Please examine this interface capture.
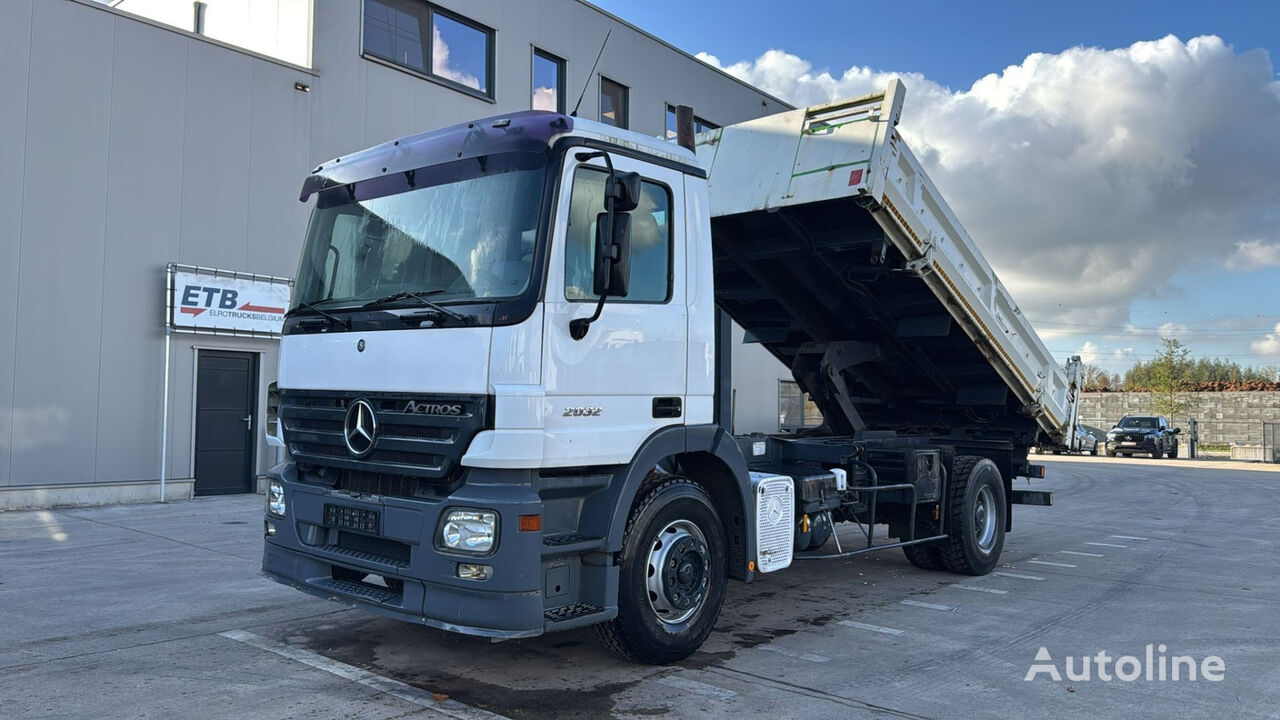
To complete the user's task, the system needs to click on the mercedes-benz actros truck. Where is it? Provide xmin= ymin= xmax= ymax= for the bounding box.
xmin=261 ymin=81 xmax=1075 ymax=664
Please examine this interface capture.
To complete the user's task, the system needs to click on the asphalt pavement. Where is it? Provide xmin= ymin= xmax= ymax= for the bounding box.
xmin=2 ymin=456 xmax=1278 ymax=719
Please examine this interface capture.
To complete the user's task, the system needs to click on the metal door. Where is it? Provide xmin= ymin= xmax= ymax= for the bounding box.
xmin=541 ymin=154 xmax=689 ymax=466
xmin=194 ymin=350 xmax=258 ymax=495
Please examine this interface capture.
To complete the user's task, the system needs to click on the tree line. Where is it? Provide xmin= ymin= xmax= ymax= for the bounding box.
xmin=1079 ymin=339 xmax=1280 ymax=393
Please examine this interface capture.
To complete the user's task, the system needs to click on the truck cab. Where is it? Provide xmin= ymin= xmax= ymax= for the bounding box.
xmin=266 ymin=112 xmax=744 ymax=661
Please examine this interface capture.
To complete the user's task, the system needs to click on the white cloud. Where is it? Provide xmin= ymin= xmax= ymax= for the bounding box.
xmin=1074 ymin=341 xmax=1137 ymax=373
xmin=1157 ymin=322 xmax=1190 ymax=338
xmin=1225 ymin=239 xmax=1280 ymax=270
xmin=1252 ymin=323 xmax=1280 ymax=355
xmin=1076 ymin=341 xmax=1100 ymax=364
xmin=432 ymin=26 xmax=482 ymax=91
xmin=697 ymin=37 xmax=1280 ymax=314
xmin=532 ymin=86 xmax=558 ymax=112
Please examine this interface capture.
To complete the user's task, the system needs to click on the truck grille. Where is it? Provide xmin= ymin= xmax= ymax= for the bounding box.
xmin=280 ymin=390 xmax=491 ymax=482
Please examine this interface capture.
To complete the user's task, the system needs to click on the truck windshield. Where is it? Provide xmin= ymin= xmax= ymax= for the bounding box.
xmin=1118 ymin=417 xmax=1158 ymax=429
xmin=293 ymin=152 xmax=545 ymax=311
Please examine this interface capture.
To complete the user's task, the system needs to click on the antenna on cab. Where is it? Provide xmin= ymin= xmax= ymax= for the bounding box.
xmin=570 ymin=29 xmax=612 ymax=118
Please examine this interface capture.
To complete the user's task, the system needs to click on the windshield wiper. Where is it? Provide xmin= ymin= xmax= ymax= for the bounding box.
xmin=360 ymin=290 xmax=472 ymax=325
xmin=286 ymin=301 xmax=351 ymax=329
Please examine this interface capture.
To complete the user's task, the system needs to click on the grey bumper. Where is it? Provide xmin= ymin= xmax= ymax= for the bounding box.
xmin=261 ymin=462 xmax=547 ymax=638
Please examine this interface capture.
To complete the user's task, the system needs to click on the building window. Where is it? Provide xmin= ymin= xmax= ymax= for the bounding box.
xmin=564 ymin=167 xmax=671 ymax=303
xmin=532 ymin=49 xmax=564 ymax=113
xmin=779 ymin=381 xmax=823 ymax=430
xmin=362 ymin=1 xmax=493 ymax=99
xmin=599 ymin=77 xmax=628 ymax=128
xmin=665 ymin=105 xmax=719 ymax=141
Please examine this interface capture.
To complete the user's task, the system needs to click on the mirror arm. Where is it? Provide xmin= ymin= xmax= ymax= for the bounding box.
xmin=570 ymin=150 xmax=619 ymax=341
xmin=570 ymin=293 xmax=609 ymax=341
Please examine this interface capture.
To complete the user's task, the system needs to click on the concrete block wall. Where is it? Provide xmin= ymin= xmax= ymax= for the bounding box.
xmin=1078 ymin=391 xmax=1280 ymax=445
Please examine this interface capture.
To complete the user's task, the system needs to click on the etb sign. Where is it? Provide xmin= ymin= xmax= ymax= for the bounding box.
xmin=169 ymin=268 xmax=292 ymax=336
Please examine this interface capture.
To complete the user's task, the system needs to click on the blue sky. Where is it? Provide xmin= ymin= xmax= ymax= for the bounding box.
xmin=596 ymin=1 xmax=1280 ymax=375
xmin=597 ymin=1 xmax=1279 ymax=91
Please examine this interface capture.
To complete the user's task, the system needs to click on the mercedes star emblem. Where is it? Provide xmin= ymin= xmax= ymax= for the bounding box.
xmin=343 ymin=398 xmax=378 ymax=457
xmin=766 ymin=496 xmax=784 ymax=525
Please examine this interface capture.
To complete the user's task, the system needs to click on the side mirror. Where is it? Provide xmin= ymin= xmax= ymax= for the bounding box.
xmin=606 ymin=171 xmax=642 ymax=212
xmin=593 ymin=212 xmax=631 ymax=297
xmin=1172 ymin=427 xmax=1181 ymax=434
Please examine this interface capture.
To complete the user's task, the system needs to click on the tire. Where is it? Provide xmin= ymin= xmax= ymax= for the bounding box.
xmin=1106 ymin=450 xmax=1117 ymax=458
xmin=903 ymin=542 xmax=948 ymax=570
xmin=1152 ymin=447 xmax=1163 ymax=459
xmin=1090 ymin=447 xmax=1098 ymax=456
xmin=1169 ymin=441 xmax=1178 ymax=459
xmin=597 ymin=477 xmax=727 ymax=664
xmin=939 ymin=456 xmax=1005 ymax=575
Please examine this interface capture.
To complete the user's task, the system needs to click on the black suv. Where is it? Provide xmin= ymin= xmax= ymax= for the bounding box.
xmin=1105 ymin=415 xmax=1181 ymax=458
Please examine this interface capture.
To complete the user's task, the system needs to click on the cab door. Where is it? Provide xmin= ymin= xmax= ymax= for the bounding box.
xmin=541 ymin=153 xmax=688 ymax=466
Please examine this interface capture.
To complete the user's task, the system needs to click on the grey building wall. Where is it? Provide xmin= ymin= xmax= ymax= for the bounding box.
xmin=3 ymin=0 xmax=789 ymax=505
xmin=305 ymin=0 xmax=788 ymax=165
xmin=1078 ymin=391 xmax=1280 ymax=445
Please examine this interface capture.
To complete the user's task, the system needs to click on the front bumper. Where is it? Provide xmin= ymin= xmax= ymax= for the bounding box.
xmin=261 ymin=462 xmax=548 ymax=638
xmin=1107 ymin=437 xmax=1158 ymax=453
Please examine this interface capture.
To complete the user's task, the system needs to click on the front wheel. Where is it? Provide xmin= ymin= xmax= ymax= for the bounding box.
xmin=1169 ymin=441 xmax=1179 ymax=459
xmin=597 ymin=477 xmax=727 ymax=664
xmin=940 ymin=456 xmax=1005 ymax=575
xmin=1152 ymin=447 xmax=1164 ymax=459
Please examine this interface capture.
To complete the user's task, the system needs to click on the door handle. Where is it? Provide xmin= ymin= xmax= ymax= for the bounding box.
xmin=652 ymin=397 xmax=682 ymax=419
xmin=243 ymin=415 xmax=253 ymax=431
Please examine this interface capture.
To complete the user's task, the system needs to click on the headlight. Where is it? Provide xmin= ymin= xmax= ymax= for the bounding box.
xmin=438 ymin=509 xmax=498 ymax=555
xmin=267 ymin=479 xmax=286 ymax=517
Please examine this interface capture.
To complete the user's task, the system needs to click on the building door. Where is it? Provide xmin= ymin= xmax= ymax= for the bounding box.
xmin=194 ymin=350 xmax=258 ymax=495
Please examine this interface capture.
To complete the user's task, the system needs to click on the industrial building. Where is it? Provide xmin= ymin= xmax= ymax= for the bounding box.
xmin=1 ymin=0 xmax=797 ymax=508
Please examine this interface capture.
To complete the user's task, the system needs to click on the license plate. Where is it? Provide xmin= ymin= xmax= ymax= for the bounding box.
xmin=324 ymin=504 xmax=380 ymax=533
xmin=1121 ymin=441 xmax=1137 ymax=446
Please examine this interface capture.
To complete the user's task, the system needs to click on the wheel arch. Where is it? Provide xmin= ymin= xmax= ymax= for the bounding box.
xmin=590 ymin=424 xmax=754 ymax=582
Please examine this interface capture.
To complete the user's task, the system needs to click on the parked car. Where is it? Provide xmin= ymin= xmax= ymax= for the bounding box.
xmin=1033 ymin=426 xmax=1098 ymax=455
xmin=1075 ymin=426 xmax=1099 ymax=455
xmin=1105 ymin=415 xmax=1181 ymax=458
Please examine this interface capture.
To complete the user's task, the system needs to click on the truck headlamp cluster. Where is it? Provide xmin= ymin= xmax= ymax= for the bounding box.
xmin=267 ymin=479 xmax=287 ymax=517
xmin=438 ymin=509 xmax=498 ymax=555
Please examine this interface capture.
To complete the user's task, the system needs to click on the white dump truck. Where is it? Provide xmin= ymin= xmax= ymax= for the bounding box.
xmin=263 ymin=81 xmax=1076 ymax=663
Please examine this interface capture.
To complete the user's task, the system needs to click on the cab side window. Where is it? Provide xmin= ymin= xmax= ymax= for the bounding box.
xmin=564 ymin=166 xmax=672 ymax=303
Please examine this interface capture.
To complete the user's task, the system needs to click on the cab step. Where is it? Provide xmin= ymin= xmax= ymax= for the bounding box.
xmin=541 ymin=533 xmax=605 ymax=554
xmin=543 ymin=602 xmax=615 ymax=631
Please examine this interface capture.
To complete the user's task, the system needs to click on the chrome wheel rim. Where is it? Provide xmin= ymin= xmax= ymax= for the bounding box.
xmin=973 ymin=485 xmax=998 ymax=554
xmin=645 ymin=519 xmax=710 ymax=626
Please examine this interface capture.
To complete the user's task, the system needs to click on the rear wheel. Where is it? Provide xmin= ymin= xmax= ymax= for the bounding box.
xmin=597 ymin=477 xmax=727 ymax=664
xmin=903 ymin=542 xmax=948 ymax=570
xmin=940 ymin=456 xmax=1005 ymax=575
